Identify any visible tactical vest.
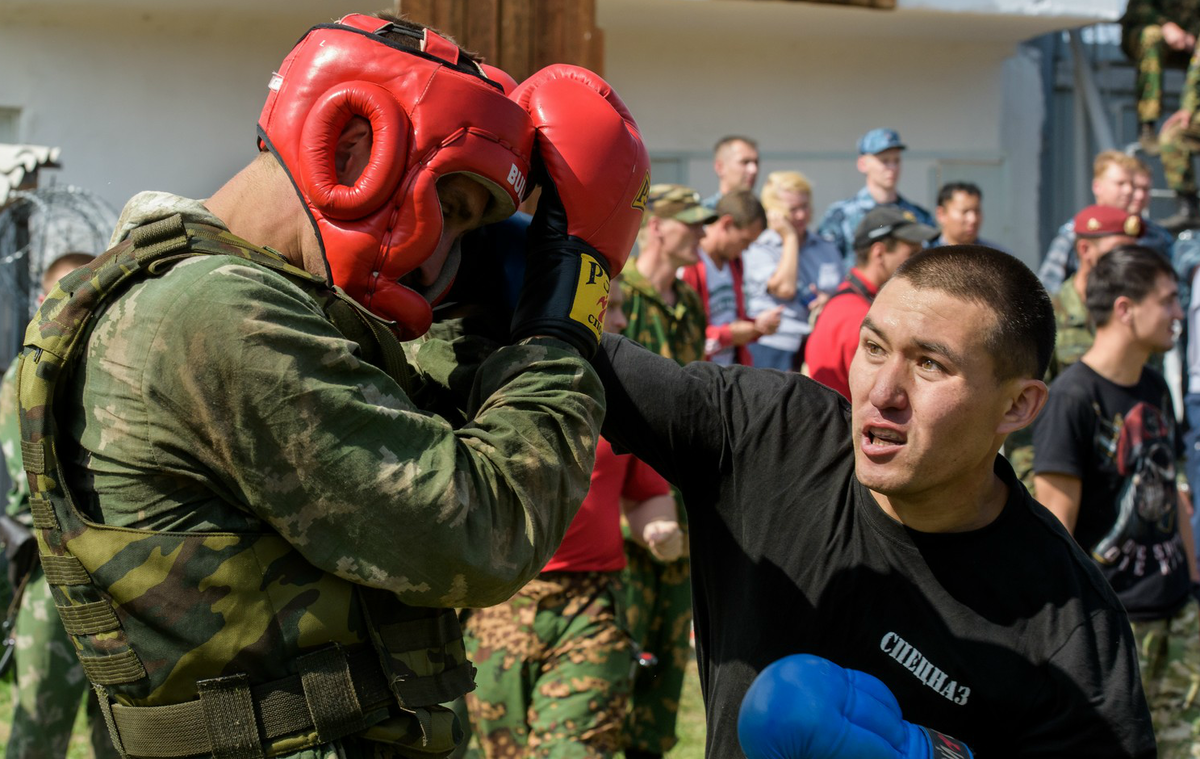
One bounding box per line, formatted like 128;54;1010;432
16;215;474;758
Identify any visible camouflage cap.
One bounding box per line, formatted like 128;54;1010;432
858;128;906;155
1073;204;1145;239
644;184;719;225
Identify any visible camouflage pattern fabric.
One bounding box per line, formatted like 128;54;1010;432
463;571;632;758
2;363;117;758
17;192;604;758
1126;22;1196;123
1161;118;1199;194
621;544;691;754
7;566;119;759
618;267;707;366
1005;274;1094;495
815;187;936;267
1131;601;1200;757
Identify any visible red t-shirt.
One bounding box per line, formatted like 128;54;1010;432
542;437;670;573
804;268;878;400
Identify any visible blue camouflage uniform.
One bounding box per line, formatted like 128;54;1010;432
816;187;936;267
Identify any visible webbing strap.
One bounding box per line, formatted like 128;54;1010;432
390;661;476;710
57;600;121;635
80;650;147;685
19;441;44;474
40;555;90;586
198;674;262;759
298;644;371;740
378;610;463;650
130;215;190;262
107;646;392;758
29;496;58;531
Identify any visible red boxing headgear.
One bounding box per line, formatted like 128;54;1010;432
259;14;535;338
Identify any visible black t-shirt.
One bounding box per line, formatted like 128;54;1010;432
594;334;1154;759
1033;360;1190;621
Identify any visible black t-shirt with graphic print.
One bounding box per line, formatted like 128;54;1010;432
1033;360;1191;622
593;334;1154;759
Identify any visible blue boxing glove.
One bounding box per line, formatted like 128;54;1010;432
738;655;974;759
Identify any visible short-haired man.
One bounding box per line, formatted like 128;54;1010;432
617;184;712;759
1006;206;1145;493
816;127;935;265
930;181;1005;251
703;135;760;208
1129;160;1178;254
13;13;648;757
682;189;782;365
1037;150;1170;292
742;170;844;370
592;246;1154;757
0;251;118;759
805;206;937;398
1033;245;1197;758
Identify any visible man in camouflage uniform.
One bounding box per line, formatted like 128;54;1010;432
0;252;119;759
1008;205;1146;493
1122;0;1200;152
12;13;648;759
463;283;684;758
815;128;935;267
616;185;711;759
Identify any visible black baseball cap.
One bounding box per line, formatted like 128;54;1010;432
853;206;939;250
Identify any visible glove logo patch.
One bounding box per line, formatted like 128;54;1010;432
631;172;650;212
568;253;611;342
507;163;527;197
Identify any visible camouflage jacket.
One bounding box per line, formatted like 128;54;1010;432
618;266;707;366
0;360;26;517
18;192;604;757
1050;274;1095;381
1122;0;1200;35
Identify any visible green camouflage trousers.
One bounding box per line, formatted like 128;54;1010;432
1128;24;1195;123
622;542;692;755
1132;602;1200;758
1161;116;1200;194
463;571;633;758
6;566;118;759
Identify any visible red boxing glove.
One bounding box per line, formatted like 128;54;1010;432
509;65;651;356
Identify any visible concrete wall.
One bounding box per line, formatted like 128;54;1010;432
0;6;360;215
0;1;1103;268
598;4;1050;266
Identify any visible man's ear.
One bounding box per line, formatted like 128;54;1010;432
335;115;373;185
856;154;869;175
1112;294;1135;325
997;378;1049;435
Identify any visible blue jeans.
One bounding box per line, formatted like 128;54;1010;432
747;343;796;371
1184;393;1200;565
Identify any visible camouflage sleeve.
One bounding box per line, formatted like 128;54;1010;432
1183;47;1200;115
1122;0;1167;30
1038;233;1074;294
0;361;28;517
816;205;848;260
107;258;604;608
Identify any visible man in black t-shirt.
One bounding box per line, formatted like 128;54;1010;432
1033;245;1200;756
593;245;1154;757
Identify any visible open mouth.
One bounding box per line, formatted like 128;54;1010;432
863;426;906;455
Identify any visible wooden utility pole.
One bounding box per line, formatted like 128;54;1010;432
396;0;603;82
